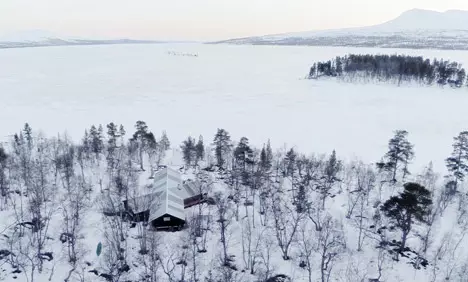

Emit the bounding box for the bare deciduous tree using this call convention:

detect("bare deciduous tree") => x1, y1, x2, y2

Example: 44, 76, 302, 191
241, 215, 264, 274
271, 194, 303, 260
315, 215, 346, 282
213, 192, 234, 266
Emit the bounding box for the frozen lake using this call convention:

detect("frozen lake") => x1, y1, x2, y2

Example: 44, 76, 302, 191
1, 43, 468, 173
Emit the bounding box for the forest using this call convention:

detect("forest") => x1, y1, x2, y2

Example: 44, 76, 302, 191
0, 122, 468, 282
308, 54, 468, 87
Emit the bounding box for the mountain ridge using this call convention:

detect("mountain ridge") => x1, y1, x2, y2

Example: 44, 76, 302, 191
0, 29, 166, 49
213, 9, 468, 50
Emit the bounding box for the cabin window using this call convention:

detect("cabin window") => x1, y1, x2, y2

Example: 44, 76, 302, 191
163, 217, 171, 222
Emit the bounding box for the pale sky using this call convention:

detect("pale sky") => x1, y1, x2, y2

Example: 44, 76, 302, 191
1, 0, 468, 41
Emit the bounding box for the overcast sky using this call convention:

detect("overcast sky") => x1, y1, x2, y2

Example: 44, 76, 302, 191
1, 0, 468, 41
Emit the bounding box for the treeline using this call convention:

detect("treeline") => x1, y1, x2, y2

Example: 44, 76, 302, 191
308, 54, 468, 87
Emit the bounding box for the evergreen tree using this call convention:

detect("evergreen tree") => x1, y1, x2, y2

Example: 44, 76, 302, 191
146, 132, 157, 151
381, 182, 432, 258
295, 184, 307, 214
377, 130, 414, 182
319, 150, 342, 208
181, 136, 196, 167
106, 122, 119, 169
285, 148, 297, 178
89, 125, 104, 159
107, 123, 118, 151
23, 123, 33, 150
119, 124, 126, 146
0, 146, 8, 199
212, 129, 233, 169
159, 130, 171, 151
132, 121, 150, 170
260, 146, 268, 171
195, 135, 205, 166
260, 140, 274, 172
98, 124, 104, 142
324, 150, 341, 183
456, 69, 466, 87
234, 137, 253, 171
445, 131, 468, 190
82, 129, 90, 158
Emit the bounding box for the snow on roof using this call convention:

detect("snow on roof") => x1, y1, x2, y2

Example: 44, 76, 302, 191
153, 167, 183, 192
181, 180, 201, 199
127, 168, 204, 223
148, 167, 186, 222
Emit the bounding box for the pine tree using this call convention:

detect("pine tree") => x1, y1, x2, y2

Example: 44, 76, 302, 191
319, 150, 342, 208
260, 146, 268, 171
107, 123, 118, 150
212, 129, 233, 169
159, 131, 171, 151
0, 146, 8, 200
23, 123, 33, 150
106, 122, 119, 169
260, 140, 274, 172
146, 132, 157, 151
446, 131, 468, 190
195, 135, 205, 166
377, 130, 414, 182
335, 56, 343, 75
119, 125, 126, 146
381, 182, 432, 258
89, 125, 104, 159
295, 185, 307, 214
285, 148, 297, 178
132, 121, 150, 170
456, 69, 466, 87
324, 150, 341, 183
234, 137, 253, 171
181, 137, 196, 167
82, 130, 90, 158
266, 140, 273, 170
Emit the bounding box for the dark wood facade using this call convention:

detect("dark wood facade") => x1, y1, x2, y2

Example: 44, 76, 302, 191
150, 213, 185, 231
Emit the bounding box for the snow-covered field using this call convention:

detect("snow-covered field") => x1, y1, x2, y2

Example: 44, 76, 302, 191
1, 43, 468, 282
2, 43, 468, 172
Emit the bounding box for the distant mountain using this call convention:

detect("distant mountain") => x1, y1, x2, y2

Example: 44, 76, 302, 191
214, 9, 468, 50
0, 29, 67, 42
0, 30, 165, 49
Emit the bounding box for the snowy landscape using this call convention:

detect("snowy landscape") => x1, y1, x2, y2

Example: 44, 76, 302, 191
2, 40, 468, 282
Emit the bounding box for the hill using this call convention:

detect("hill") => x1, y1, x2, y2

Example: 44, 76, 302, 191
0, 30, 164, 49
214, 9, 468, 50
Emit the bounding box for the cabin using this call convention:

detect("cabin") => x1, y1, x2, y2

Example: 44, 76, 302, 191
123, 167, 206, 231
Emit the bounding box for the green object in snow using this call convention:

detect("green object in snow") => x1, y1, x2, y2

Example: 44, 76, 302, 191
96, 242, 102, 257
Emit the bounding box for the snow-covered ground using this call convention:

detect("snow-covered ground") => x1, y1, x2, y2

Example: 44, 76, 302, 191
1, 43, 468, 172
1, 43, 468, 282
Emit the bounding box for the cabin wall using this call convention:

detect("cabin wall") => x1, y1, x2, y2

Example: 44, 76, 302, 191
150, 214, 185, 230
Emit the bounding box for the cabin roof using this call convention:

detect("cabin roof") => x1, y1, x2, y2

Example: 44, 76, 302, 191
125, 167, 204, 224
148, 167, 186, 222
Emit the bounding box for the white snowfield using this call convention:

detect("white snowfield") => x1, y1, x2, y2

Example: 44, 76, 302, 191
1, 43, 468, 173
1, 43, 468, 282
